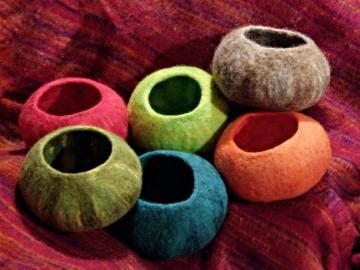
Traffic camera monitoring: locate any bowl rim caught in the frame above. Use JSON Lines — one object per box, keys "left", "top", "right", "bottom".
{"left": 29, "top": 77, "right": 122, "bottom": 120}
{"left": 37, "top": 125, "right": 118, "bottom": 176}
{"left": 227, "top": 111, "right": 302, "bottom": 156}
{"left": 136, "top": 150, "right": 226, "bottom": 209}
{"left": 131, "top": 65, "right": 215, "bottom": 120}
{"left": 238, "top": 25, "right": 314, "bottom": 52}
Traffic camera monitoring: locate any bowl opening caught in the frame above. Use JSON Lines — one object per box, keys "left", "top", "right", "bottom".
{"left": 141, "top": 155, "right": 194, "bottom": 203}
{"left": 38, "top": 82, "right": 101, "bottom": 116}
{"left": 149, "top": 76, "right": 201, "bottom": 115}
{"left": 43, "top": 130, "right": 112, "bottom": 173}
{"left": 244, "top": 28, "right": 306, "bottom": 48}
{"left": 234, "top": 113, "right": 298, "bottom": 152}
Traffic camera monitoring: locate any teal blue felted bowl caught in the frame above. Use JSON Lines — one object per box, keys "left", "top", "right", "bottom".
{"left": 123, "top": 150, "right": 228, "bottom": 259}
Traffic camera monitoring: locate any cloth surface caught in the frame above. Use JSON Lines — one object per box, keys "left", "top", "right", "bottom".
{"left": 0, "top": 0, "right": 359, "bottom": 269}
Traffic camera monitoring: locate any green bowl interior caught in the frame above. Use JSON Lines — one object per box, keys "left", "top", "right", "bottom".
{"left": 148, "top": 75, "right": 201, "bottom": 115}
{"left": 42, "top": 130, "right": 112, "bottom": 173}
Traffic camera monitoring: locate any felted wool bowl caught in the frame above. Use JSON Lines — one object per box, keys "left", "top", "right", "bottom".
{"left": 128, "top": 66, "right": 229, "bottom": 153}
{"left": 123, "top": 150, "right": 228, "bottom": 259}
{"left": 214, "top": 112, "right": 332, "bottom": 202}
{"left": 19, "top": 125, "right": 142, "bottom": 232}
{"left": 212, "top": 25, "right": 330, "bottom": 111}
{"left": 19, "top": 77, "right": 128, "bottom": 147}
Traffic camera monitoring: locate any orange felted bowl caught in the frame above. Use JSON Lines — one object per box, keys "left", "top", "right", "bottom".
{"left": 214, "top": 112, "right": 332, "bottom": 202}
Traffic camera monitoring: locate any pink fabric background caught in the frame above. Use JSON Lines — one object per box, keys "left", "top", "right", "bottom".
{"left": 0, "top": 0, "right": 359, "bottom": 269}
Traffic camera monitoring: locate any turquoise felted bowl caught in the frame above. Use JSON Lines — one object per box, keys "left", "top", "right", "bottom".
{"left": 127, "top": 66, "right": 230, "bottom": 153}
{"left": 123, "top": 150, "right": 228, "bottom": 259}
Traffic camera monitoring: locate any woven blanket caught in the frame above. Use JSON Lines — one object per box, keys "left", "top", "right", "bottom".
{"left": 0, "top": 1, "right": 359, "bottom": 269}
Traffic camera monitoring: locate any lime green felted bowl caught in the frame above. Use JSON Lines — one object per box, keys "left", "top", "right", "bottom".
{"left": 128, "top": 66, "right": 230, "bottom": 153}
{"left": 19, "top": 125, "right": 142, "bottom": 232}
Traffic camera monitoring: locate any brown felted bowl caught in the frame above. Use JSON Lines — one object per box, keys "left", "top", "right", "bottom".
{"left": 214, "top": 112, "right": 332, "bottom": 202}
{"left": 212, "top": 25, "right": 330, "bottom": 111}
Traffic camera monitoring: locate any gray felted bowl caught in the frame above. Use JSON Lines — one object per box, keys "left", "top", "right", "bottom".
{"left": 212, "top": 25, "right": 330, "bottom": 111}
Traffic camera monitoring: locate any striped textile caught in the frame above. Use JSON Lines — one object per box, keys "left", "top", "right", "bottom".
{"left": 0, "top": 0, "right": 359, "bottom": 269}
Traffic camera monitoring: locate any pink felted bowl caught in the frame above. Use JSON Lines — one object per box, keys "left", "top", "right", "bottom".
{"left": 19, "top": 77, "right": 128, "bottom": 147}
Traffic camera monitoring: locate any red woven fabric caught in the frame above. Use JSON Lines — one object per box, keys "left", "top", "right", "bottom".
{"left": 0, "top": 0, "right": 359, "bottom": 269}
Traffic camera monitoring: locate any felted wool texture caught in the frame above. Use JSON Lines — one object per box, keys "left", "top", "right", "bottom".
{"left": 19, "top": 77, "right": 128, "bottom": 147}
{"left": 0, "top": 1, "right": 359, "bottom": 269}
{"left": 214, "top": 112, "right": 332, "bottom": 202}
{"left": 19, "top": 125, "right": 142, "bottom": 232}
{"left": 123, "top": 150, "right": 228, "bottom": 259}
{"left": 212, "top": 25, "right": 331, "bottom": 111}
{"left": 128, "top": 66, "right": 229, "bottom": 153}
